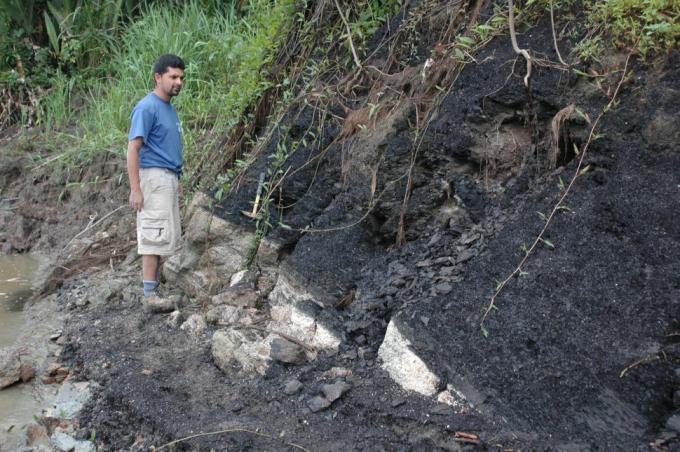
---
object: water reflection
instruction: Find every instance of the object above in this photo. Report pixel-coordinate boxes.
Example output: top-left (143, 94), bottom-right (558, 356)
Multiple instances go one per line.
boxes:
top-left (0, 254), bottom-right (40, 447)
top-left (0, 255), bottom-right (38, 348)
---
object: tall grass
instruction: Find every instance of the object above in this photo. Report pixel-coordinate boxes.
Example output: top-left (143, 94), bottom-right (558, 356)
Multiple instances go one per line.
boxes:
top-left (40, 0), bottom-right (295, 179)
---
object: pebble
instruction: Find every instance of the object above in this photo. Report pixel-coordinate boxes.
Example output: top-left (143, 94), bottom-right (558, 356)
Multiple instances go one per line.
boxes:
top-left (284, 379), bottom-right (303, 395)
top-left (307, 396), bottom-right (331, 413)
top-left (321, 381), bottom-right (352, 402)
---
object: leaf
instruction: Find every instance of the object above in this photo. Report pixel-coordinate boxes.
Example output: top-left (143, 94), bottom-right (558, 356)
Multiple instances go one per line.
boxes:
top-left (578, 164), bottom-right (593, 177)
top-left (279, 222), bottom-right (292, 230)
top-left (481, 326), bottom-right (489, 338)
top-left (537, 211), bottom-right (547, 220)
top-left (44, 11), bottom-right (60, 58)
top-left (542, 238), bottom-right (555, 249)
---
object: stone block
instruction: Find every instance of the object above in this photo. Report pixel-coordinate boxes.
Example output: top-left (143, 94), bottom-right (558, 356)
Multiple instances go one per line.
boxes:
top-left (378, 318), bottom-right (440, 396)
top-left (0, 347), bottom-right (21, 389)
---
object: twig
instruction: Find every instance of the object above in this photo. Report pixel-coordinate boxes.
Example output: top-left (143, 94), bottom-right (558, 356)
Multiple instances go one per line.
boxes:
top-left (217, 322), bottom-right (316, 352)
top-left (152, 427), bottom-right (311, 451)
top-left (60, 205), bottom-right (126, 257)
top-left (333, 0), bottom-right (363, 71)
top-left (620, 352), bottom-right (665, 378)
top-left (549, 0), bottom-right (567, 66)
top-left (480, 47), bottom-right (635, 332)
top-left (508, 0), bottom-right (532, 87)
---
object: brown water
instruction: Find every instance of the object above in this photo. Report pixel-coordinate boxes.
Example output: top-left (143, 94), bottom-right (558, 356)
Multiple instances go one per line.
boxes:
top-left (0, 255), bottom-right (47, 447)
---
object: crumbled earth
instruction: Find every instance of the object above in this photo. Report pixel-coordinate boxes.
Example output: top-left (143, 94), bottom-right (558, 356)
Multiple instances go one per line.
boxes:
top-left (2, 1), bottom-right (679, 450)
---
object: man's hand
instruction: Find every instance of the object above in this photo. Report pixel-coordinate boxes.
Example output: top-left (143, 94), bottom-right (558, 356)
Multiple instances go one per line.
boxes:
top-left (129, 189), bottom-right (144, 211)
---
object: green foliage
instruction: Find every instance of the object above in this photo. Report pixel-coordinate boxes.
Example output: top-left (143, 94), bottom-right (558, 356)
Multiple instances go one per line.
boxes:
top-left (578, 0), bottom-right (680, 60)
top-left (40, 0), bottom-right (295, 173)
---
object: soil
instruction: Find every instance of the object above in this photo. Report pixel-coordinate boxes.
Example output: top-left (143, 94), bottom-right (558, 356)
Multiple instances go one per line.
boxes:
top-left (1, 1), bottom-right (679, 451)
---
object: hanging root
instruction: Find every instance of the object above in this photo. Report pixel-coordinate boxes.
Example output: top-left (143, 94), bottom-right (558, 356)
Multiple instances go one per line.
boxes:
top-left (549, 104), bottom-right (576, 168)
top-left (508, 0), bottom-right (532, 87)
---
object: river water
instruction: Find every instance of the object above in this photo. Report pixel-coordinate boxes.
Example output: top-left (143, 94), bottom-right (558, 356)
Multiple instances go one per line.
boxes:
top-left (0, 255), bottom-right (46, 447)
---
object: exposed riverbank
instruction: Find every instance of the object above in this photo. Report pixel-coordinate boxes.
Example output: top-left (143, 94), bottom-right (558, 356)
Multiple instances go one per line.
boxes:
top-left (1, 1), bottom-right (679, 450)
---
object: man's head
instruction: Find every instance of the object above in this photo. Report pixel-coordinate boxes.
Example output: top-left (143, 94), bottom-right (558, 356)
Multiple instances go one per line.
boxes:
top-left (153, 54), bottom-right (185, 100)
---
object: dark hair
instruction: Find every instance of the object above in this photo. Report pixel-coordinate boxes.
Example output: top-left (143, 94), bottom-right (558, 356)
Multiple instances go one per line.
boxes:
top-left (153, 54), bottom-right (185, 76)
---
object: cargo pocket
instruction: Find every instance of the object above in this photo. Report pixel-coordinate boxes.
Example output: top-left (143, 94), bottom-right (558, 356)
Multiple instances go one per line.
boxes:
top-left (140, 210), bottom-right (170, 246)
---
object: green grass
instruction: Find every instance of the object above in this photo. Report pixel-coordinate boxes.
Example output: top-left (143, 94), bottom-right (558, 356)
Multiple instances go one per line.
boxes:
top-left (577, 0), bottom-right (680, 60)
top-left (38, 0), bottom-right (295, 183)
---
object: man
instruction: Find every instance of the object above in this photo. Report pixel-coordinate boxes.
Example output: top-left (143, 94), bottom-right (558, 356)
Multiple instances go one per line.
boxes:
top-left (127, 54), bottom-right (184, 309)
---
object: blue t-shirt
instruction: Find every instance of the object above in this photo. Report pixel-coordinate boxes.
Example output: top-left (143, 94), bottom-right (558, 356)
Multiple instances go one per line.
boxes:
top-left (128, 92), bottom-right (183, 175)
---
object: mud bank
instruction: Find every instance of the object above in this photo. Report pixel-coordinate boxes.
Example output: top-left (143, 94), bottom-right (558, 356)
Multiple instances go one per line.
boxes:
top-left (2, 1), bottom-right (679, 450)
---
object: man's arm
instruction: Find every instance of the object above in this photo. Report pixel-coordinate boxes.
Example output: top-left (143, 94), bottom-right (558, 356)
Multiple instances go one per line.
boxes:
top-left (127, 137), bottom-right (144, 211)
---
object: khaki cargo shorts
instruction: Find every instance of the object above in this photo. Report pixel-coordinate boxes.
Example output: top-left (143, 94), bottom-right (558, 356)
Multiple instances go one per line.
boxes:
top-left (136, 168), bottom-right (181, 256)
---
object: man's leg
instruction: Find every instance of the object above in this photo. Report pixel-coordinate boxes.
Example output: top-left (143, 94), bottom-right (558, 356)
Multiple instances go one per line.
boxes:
top-left (142, 254), bottom-right (160, 296)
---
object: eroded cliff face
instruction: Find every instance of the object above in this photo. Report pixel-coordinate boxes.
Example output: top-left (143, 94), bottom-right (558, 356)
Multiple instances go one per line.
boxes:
top-left (4, 0), bottom-right (678, 450)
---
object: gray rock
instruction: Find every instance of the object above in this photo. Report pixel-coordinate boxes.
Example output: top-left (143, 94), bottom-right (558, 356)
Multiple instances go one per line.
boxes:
top-left (206, 245), bottom-right (248, 276)
top-left (666, 414), bottom-right (680, 433)
top-left (211, 286), bottom-right (258, 308)
top-left (206, 305), bottom-right (243, 325)
top-left (456, 248), bottom-right (476, 263)
top-left (166, 310), bottom-right (183, 328)
top-left (230, 269), bottom-right (258, 288)
top-left (674, 390), bottom-right (680, 408)
top-left (321, 381), bottom-right (352, 402)
top-left (144, 294), bottom-right (179, 313)
top-left (435, 283), bottom-right (452, 294)
top-left (180, 314), bottom-right (207, 337)
top-left (211, 329), bottom-right (267, 375)
top-left (0, 346), bottom-right (21, 389)
top-left (47, 381), bottom-right (93, 419)
top-left (283, 379), bottom-right (303, 395)
top-left (307, 396), bottom-right (331, 413)
top-left (270, 338), bottom-right (306, 365)
top-left (51, 431), bottom-right (96, 452)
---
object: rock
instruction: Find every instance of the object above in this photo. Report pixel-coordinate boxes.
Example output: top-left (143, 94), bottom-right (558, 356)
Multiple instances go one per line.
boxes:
top-left (26, 423), bottom-right (50, 447)
top-left (378, 318), bottom-right (441, 396)
top-left (185, 207), bottom-right (256, 252)
top-left (166, 310), bottom-right (183, 328)
top-left (20, 363), bottom-right (36, 382)
top-left (667, 414), bottom-right (680, 433)
top-left (268, 272), bottom-right (343, 351)
top-left (144, 294), bottom-right (180, 313)
top-left (162, 245), bottom-right (201, 285)
top-left (0, 347), bottom-right (21, 389)
top-left (46, 381), bottom-right (93, 419)
top-left (257, 235), bottom-right (287, 266)
top-left (321, 381), bottom-right (352, 402)
top-left (230, 269), bottom-right (258, 288)
top-left (307, 396), bottom-right (331, 413)
top-left (211, 286), bottom-right (258, 308)
top-left (284, 379), bottom-right (303, 395)
top-left (180, 314), bottom-right (207, 337)
top-left (358, 347), bottom-right (373, 360)
top-left (456, 248), bottom-right (476, 263)
top-left (391, 398), bottom-right (406, 408)
top-left (206, 305), bottom-right (252, 325)
top-left (211, 329), bottom-right (268, 375)
top-left (435, 283), bottom-right (452, 294)
top-left (206, 245), bottom-right (248, 276)
top-left (51, 431), bottom-right (77, 451)
top-left (51, 431), bottom-right (96, 452)
top-left (270, 338), bottom-right (306, 365)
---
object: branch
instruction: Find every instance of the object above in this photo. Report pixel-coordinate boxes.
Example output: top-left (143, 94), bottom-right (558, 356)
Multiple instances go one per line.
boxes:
top-left (333, 0), bottom-right (362, 71)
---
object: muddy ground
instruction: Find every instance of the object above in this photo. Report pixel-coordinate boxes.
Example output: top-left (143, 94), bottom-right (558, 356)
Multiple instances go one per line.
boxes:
top-left (1, 1), bottom-right (679, 450)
